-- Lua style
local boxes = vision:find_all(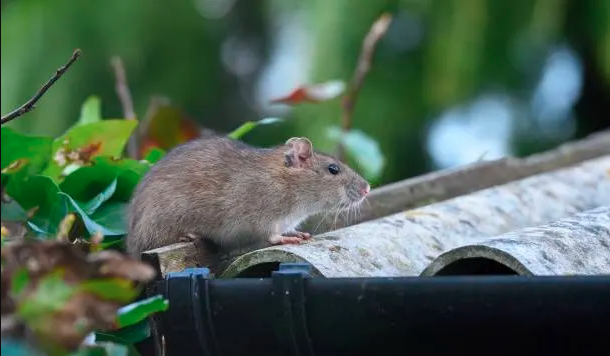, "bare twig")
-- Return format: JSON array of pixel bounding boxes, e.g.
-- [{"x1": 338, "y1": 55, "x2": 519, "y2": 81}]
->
[
  {"x1": 336, "y1": 13, "x2": 392, "y2": 160},
  {"x1": 110, "y1": 56, "x2": 136, "y2": 120},
  {"x1": 1, "y1": 49, "x2": 82, "y2": 125},
  {"x1": 110, "y1": 56, "x2": 139, "y2": 158}
]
